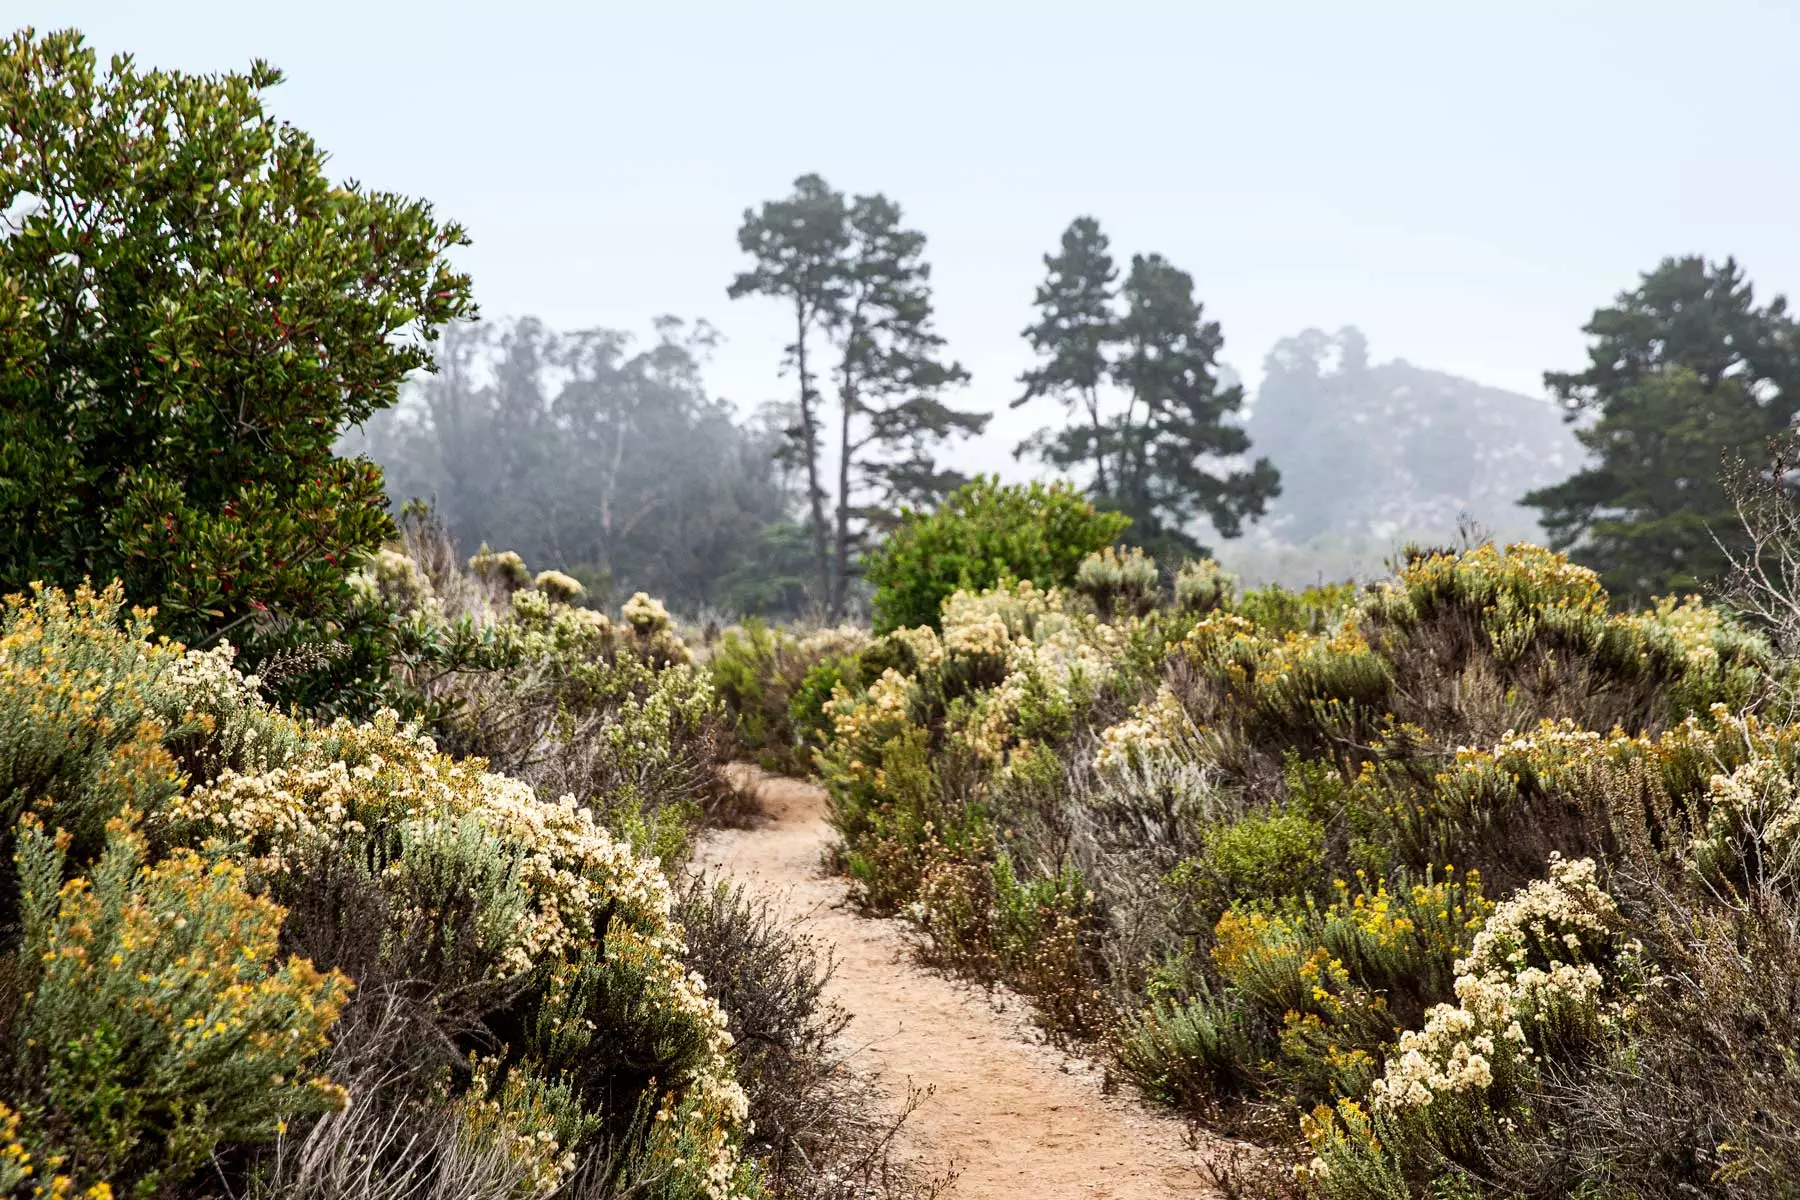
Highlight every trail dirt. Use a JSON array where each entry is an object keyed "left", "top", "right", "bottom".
[{"left": 693, "top": 767, "right": 1232, "bottom": 1199}]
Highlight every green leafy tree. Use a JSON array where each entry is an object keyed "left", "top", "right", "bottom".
[
  {"left": 1012, "top": 222, "right": 1278, "bottom": 562},
  {"left": 1012, "top": 216, "right": 1119, "bottom": 494},
  {"left": 1523, "top": 256, "right": 1800, "bottom": 602},
  {"left": 732, "top": 175, "right": 987, "bottom": 619},
  {"left": 864, "top": 476, "right": 1130, "bottom": 632},
  {"left": 0, "top": 28, "right": 473, "bottom": 645}
]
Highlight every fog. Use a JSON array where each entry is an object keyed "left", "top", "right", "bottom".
[{"left": 29, "top": 0, "right": 1800, "bottom": 599}]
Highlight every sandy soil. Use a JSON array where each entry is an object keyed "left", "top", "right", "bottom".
[{"left": 692, "top": 767, "right": 1232, "bottom": 1199}]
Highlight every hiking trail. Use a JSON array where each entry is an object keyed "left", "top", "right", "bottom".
[{"left": 693, "top": 767, "right": 1234, "bottom": 1199}]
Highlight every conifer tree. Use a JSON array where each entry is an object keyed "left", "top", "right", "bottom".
[
  {"left": 733, "top": 177, "right": 984, "bottom": 617},
  {"left": 1524, "top": 256, "right": 1800, "bottom": 601},
  {"left": 1109, "top": 253, "right": 1280, "bottom": 558},
  {"left": 1012, "top": 216, "right": 1119, "bottom": 496}
]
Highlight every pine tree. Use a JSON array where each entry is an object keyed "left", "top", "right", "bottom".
[
  {"left": 1524, "top": 256, "right": 1800, "bottom": 602},
  {"left": 1012, "top": 216, "right": 1119, "bottom": 495},
  {"left": 728, "top": 174, "right": 849, "bottom": 610},
  {"left": 732, "top": 178, "right": 985, "bottom": 617},
  {"left": 830, "top": 193, "right": 983, "bottom": 614},
  {"left": 1108, "top": 253, "right": 1279, "bottom": 559},
  {"left": 1011, "top": 222, "right": 1278, "bottom": 560}
]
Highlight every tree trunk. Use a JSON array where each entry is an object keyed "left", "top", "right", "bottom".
[
  {"left": 794, "top": 304, "right": 832, "bottom": 612},
  {"left": 1085, "top": 383, "right": 1110, "bottom": 497},
  {"left": 834, "top": 377, "right": 854, "bottom": 620}
]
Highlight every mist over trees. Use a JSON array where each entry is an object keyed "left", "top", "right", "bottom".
[
  {"left": 1242, "top": 326, "right": 1581, "bottom": 553},
  {"left": 343, "top": 316, "right": 811, "bottom": 614},
  {"left": 334, "top": 184, "right": 1800, "bottom": 620}
]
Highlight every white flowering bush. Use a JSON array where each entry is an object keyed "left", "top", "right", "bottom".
[
  {"left": 1306, "top": 855, "right": 1636, "bottom": 1190},
  {"left": 0, "top": 583, "right": 760, "bottom": 1199}
]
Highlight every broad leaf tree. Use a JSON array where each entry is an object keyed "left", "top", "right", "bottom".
[
  {"left": 1523, "top": 256, "right": 1800, "bottom": 601},
  {"left": 0, "top": 28, "right": 474, "bottom": 644}
]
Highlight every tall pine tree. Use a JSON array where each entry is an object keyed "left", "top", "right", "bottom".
[
  {"left": 732, "top": 176, "right": 984, "bottom": 617},
  {"left": 1012, "top": 216, "right": 1119, "bottom": 496},
  {"left": 1524, "top": 256, "right": 1800, "bottom": 602},
  {"left": 728, "top": 174, "right": 849, "bottom": 610},
  {"left": 1110, "top": 253, "right": 1279, "bottom": 558},
  {"left": 1013, "top": 219, "right": 1278, "bottom": 560}
]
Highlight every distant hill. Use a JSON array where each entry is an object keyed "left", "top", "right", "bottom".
[
  {"left": 1214, "top": 327, "right": 1586, "bottom": 587},
  {"left": 1245, "top": 326, "right": 1583, "bottom": 540}
]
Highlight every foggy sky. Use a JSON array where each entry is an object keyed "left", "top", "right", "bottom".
[{"left": 23, "top": 1, "right": 1800, "bottom": 482}]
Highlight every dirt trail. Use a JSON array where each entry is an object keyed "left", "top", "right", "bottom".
[{"left": 693, "top": 768, "right": 1230, "bottom": 1199}]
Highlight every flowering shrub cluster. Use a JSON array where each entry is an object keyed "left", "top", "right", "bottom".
[
  {"left": 789, "top": 536, "right": 1800, "bottom": 1195},
  {"left": 349, "top": 532, "right": 727, "bottom": 861},
  {"left": 0, "top": 581, "right": 762, "bottom": 1199}
]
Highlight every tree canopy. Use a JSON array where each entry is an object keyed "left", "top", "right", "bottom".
[
  {"left": 731, "top": 174, "right": 987, "bottom": 618},
  {"left": 1523, "top": 256, "right": 1800, "bottom": 602},
  {"left": 1012, "top": 217, "right": 1278, "bottom": 563},
  {"left": 0, "top": 28, "right": 473, "bottom": 643}
]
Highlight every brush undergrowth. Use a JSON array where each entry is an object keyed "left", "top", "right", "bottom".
[{"left": 789, "top": 537, "right": 1799, "bottom": 1198}]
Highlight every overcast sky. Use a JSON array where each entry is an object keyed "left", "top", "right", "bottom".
[{"left": 24, "top": 1, "right": 1800, "bottom": 480}]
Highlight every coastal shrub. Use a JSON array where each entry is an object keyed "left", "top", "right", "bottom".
[
  {"left": 0, "top": 583, "right": 761, "bottom": 1197},
  {"left": 864, "top": 476, "right": 1130, "bottom": 633}
]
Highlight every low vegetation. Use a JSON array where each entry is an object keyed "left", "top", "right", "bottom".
[{"left": 738, "top": 487, "right": 1800, "bottom": 1197}]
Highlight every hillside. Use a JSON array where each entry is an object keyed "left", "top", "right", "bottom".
[{"left": 1243, "top": 326, "right": 1584, "bottom": 547}]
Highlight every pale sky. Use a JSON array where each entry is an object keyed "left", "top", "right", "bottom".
[{"left": 23, "top": 1, "right": 1800, "bottom": 481}]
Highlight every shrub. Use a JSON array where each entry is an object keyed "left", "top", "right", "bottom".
[
  {"left": 864, "top": 475, "right": 1130, "bottom": 633},
  {"left": 812, "top": 541, "right": 1797, "bottom": 1188},
  {"left": 3, "top": 812, "right": 350, "bottom": 1194},
  {"left": 0, "top": 28, "right": 472, "bottom": 651},
  {"left": 1075, "top": 546, "right": 1163, "bottom": 620},
  {"left": 709, "top": 621, "right": 868, "bottom": 775},
  {"left": 0, "top": 584, "right": 762, "bottom": 1198},
  {"left": 1174, "top": 558, "right": 1236, "bottom": 615},
  {"left": 1173, "top": 810, "right": 1327, "bottom": 911}
]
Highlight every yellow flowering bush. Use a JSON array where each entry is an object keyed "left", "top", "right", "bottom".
[
  {"left": 1305, "top": 855, "right": 1637, "bottom": 1192},
  {"left": 8, "top": 811, "right": 350, "bottom": 1194},
  {"left": 0, "top": 584, "right": 760, "bottom": 1199}
]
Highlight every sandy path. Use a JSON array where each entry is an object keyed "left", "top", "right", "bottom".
[{"left": 693, "top": 768, "right": 1228, "bottom": 1199}]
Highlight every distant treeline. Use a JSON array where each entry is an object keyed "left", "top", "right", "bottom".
[{"left": 343, "top": 317, "right": 814, "bottom": 616}]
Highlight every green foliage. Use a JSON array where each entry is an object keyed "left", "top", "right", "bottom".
[
  {"left": 708, "top": 620, "right": 866, "bottom": 775},
  {"left": 1175, "top": 558, "right": 1236, "bottom": 615},
  {"left": 1235, "top": 580, "right": 1360, "bottom": 634},
  {"left": 1524, "top": 256, "right": 1800, "bottom": 603},
  {"left": 1175, "top": 811, "right": 1327, "bottom": 910},
  {"left": 0, "top": 583, "right": 759, "bottom": 1196},
  {"left": 1074, "top": 546, "right": 1162, "bottom": 620},
  {"left": 6, "top": 813, "right": 349, "bottom": 1194},
  {"left": 0, "top": 29, "right": 473, "bottom": 648},
  {"left": 864, "top": 475, "right": 1131, "bottom": 632},
  {"left": 1119, "top": 987, "right": 1263, "bottom": 1107},
  {"left": 815, "top": 536, "right": 1796, "bottom": 1185},
  {"left": 1012, "top": 218, "right": 1280, "bottom": 560}
]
